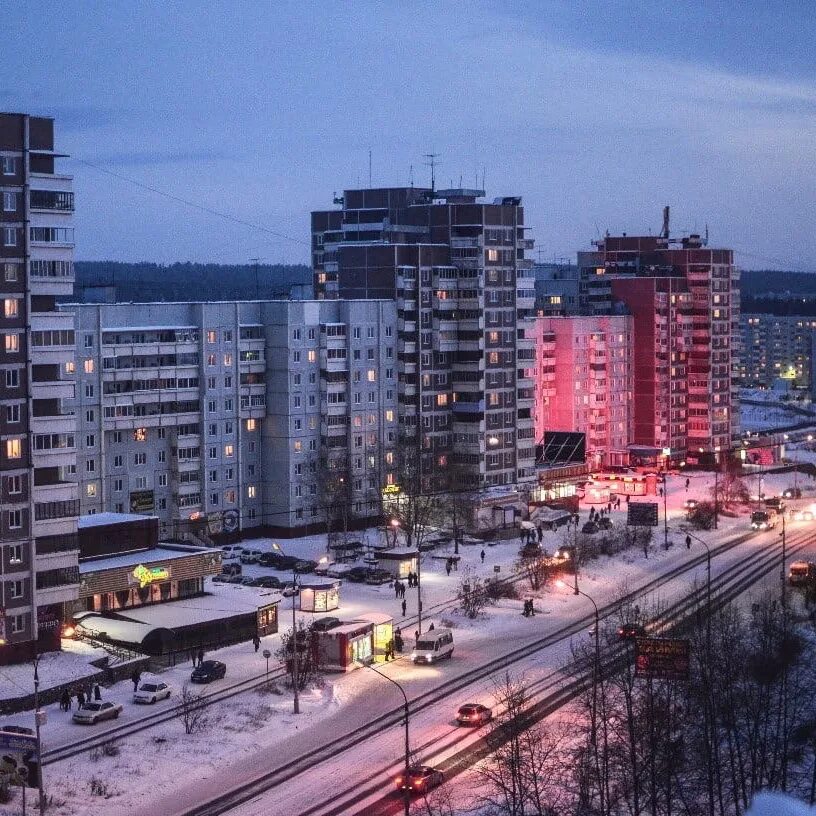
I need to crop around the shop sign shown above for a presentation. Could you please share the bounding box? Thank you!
[129,490,155,513]
[129,564,171,589]
[36,608,60,632]
[207,512,223,535]
[382,484,401,495]
[223,509,239,533]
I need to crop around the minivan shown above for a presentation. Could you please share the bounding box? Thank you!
[411,628,454,664]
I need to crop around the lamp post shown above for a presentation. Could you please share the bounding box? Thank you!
[33,654,46,814]
[291,566,300,714]
[780,516,787,610]
[662,448,671,550]
[390,518,400,548]
[361,662,411,816]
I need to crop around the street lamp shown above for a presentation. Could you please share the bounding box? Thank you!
[661,448,671,550]
[684,529,712,640]
[33,654,46,814]
[359,662,411,816]
[390,518,400,548]
[291,565,300,714]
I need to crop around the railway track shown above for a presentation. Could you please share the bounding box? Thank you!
[172,526,775,816]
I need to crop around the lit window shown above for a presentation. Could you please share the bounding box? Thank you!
[307,350,316,363]
[294,440,302,452]
[6,438,21,459]
[4,334,18,353]
[437,394,448,406]
[65,360,75,374]
[224,489,236,503]
[224,353,232,366]
[246,418,257,431]
[133,428,147,442]
[487,249,499,262]
[207,330,217,343]
[247,485,257,498]
[86,483,97,498]
[84,359,94,374]
[385,410,394,422]
[224,444,234,457]
[4,299,18,318]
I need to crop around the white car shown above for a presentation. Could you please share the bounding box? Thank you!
[222,545,244,559]
[72,701,123,724]
[133,681,172,704]
[240,548,265,564]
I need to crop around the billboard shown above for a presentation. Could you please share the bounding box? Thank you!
[0,730,39,788]
[635,637,690,681]
[539,432,586,466]
[627,502,659,527]
[129,490,155,513]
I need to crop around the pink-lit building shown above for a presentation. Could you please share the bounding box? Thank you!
[532,315,633,469]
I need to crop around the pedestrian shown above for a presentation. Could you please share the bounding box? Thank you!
[253,634,261,653]
[537,526,543,543]
[60,689,70,711]
[131,668,141,693]
[93,684,101,701]
[395,630,403,653]
[518,528,525,545]
[428,622,435,631]
[77,690,85,708]
[626,494,630,504]
[480,549,485,564]
[445,559,452,576]
[685,477,690,491]
[401,599,407,617]
[659,487,664,498]
[197,648,204,667]
[522,600,528,617]
[414,629,419,643]
[395,581,401,598]
[686,534,691,550]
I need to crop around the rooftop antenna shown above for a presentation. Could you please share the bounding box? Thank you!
[368,148,372,187]
[458,173,462,188]
[409,163,414,188]
[661,205,670,239]
[704,223,709,246]
[423,153,440,192]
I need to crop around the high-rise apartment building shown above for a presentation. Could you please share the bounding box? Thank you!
[578,230,737,461]
[740,314,816,388]
[0,113,78,664]
[312,187,537,490]
[69,300,398,538]
[531,315,633,468]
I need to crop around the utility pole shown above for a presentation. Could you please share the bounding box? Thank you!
[291,567,300,714]
[662,448,670,550]
[780,516,787,609]
[423,153,439,192]
[33,655,46,814]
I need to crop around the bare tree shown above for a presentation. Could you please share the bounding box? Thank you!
[516,551,550,592]
[457,573,492,619]
[178,683,208,735]
[276,620,320,691]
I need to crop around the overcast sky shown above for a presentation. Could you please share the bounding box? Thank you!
[5,1,816,269]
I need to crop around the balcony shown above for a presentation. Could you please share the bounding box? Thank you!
[30,190,74,212]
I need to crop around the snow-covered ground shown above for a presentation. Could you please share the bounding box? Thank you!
[740,386,816,432]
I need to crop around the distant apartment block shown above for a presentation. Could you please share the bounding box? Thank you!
[740,314,816,388]
[577,229,737,463]
[0,113,78,664]
[68,300,398,538]
[532,261,579,316]
[531,315,633,469]
[312,186,537,490]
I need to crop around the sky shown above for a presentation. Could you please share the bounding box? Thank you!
[4,1,816,269]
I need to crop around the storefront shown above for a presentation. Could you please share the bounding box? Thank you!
[299,580,340,613]
[316,621,373,672]
[375,548,418,579]
[356,612,394,663]
[76,546,222,616]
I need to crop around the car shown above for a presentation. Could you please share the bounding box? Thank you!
[519,543,542,558]
[395,765,444,794]
[554,545,575,561]
[456,703,493,726]
[237,575,257,586]
[190,660,226,684]
[311,616,342,632]
[794,509,815,522]
[279,555,302,570]
[581,521,599,534]
[72,701,123,724]
[684,498,698,511]
[617,623,646,641]
[0,724,33,735]
[134,681,172,704]
[211,574,230,584]
[240,549,265,564]
[222,562,242,576]
[257,552,282,568]
[221,545,244,559]
[221,574,244,584]
[294,559,318,573]
[597,517,613,530]
[344,567,371,583]
[365,569,393,585]
[783,487,803,499]
[253,575,283,589]
[281,583,300,597]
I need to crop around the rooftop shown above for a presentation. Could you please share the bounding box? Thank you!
[79,545,213,574]
[78,512,157,529]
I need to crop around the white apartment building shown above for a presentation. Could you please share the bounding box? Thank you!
[1,113,79,664]
[68,300,398,539]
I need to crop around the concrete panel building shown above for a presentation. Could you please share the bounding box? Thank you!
[68,300,398,539]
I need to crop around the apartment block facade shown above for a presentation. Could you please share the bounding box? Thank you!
[69,300,398,537]
[740,313,816,389]
[0,113,78,664]
[531,315,633,469]
[578,232,737,461]
[312,187,537,490]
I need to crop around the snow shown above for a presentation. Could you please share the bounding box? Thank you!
[5,469,816,816]
[747,792,816,815]
[78,545,209,574]
[77,512,157,529]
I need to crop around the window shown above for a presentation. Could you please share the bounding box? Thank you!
[133,452,146,466]
[293,350,300,363]
[224,398,233,411]
[307,350,316,363]
[85,459,96,473]
[208,446,217,459]
[223,330,232,342]
[113,455,123,468]
[4,333,18,353]
[208,423,217,436]
[2,192,15,212]
[85,409,95,423]
[224,375,232,388]
[367,348,375,360]
[6,475,21,495]
[2,157,16,175]
[133,427,147,442]
[223,353,232,366]
[247,485,257,498]
[206,330,217,343]
[85,434,95,447]
[207,376,216,389]
[207,353,216,366]
[294,440,302,453]
[113,478,123,492]
[8,543,22,563]
[224,489,236,503]
[86,483,97,498]
[224,420,233,435]
[3,228,16,247]
[6,438,21,459]
[224,443,234,457]
[9,615,24,634]
[157,450,166,463]
[3,263,17,282]
[84,384,94,398]
[353,327,361,339]
[386,409,394,422]
[158,473,168,487]
[246,418,256,431]
[5,369,19,388]
[208,400,217,414]
[4,298,18,318]
[367,370,376,382]
[8,509,22,529]
[9,580,23,599]
[209,469,218,483]
[82,358,93,374]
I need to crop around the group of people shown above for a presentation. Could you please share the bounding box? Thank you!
[383,628,405,660]
[59,683,101,711]
[519,526,544,546]
[521,598,536,617]
[444,557,458,576]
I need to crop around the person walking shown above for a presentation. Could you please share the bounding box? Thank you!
[394,629,403,653]
[131,668,141,693]
[414,629,419,644]
[685,477,690,491]
[197,648,205,667]
[93,684,101,702]
[401,598,407,617]
[394,580,401,599]
[60,689,70,711]
[428,622,435,631]
[445,559,452,576]
[686,534,692,550]
[480,548,486,564]
[253,634,261,653]
[76,690,85,708]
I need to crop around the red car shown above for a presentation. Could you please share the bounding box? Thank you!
[456,703,493,726]
[395,765,444,794]
[617,623,646,641]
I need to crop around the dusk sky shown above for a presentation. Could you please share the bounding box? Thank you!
[6,1,816,269]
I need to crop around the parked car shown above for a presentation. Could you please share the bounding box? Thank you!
[134,681,172,704]
[222,562,242,576]
[783,487,803,499]
[72,701,123,724]
[257,552,281,568]
[684,498,698,511]
[365,569,392,585]
[211,574,230,584]
[597,517,613,531]
[581,521,599,535]
[253,575,282,589]
[240,548,265,564]
[456,703,493,726]
[395,765,444,794]
[0,724,33,735]
[237,575,257,586]
[190,660,226,684]
[281,583,300,598]
[294,559,318,574]
[617,623,646,641]
[222,574,244,584]
[311,616,342,632]
[221,545,244,559]
[344,567,371,583]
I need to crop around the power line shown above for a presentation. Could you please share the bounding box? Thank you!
[70,157,310,248]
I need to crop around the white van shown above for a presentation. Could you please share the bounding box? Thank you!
[411,628,454,664]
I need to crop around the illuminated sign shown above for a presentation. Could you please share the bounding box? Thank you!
[130,564,171,589]
[382,484,401,495]
[129,490,155,513]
